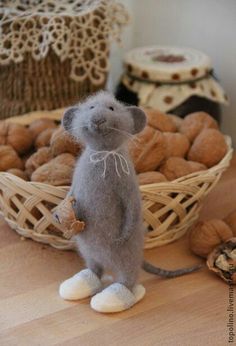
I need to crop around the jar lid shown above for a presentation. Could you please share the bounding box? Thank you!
[124,46,212,83]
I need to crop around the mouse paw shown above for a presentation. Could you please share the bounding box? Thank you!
[90,283,146,313]
[59,269,102,301]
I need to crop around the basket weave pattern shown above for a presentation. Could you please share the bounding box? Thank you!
[0,113,233,250]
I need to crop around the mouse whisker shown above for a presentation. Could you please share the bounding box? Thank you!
[70,125,87,130]
[106,126,140,147]
[69,125,88,137]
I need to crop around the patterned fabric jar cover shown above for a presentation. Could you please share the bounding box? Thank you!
[122,46,228,112]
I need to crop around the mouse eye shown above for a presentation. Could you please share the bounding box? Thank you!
[90,106,95,109]
[108,106,114,111]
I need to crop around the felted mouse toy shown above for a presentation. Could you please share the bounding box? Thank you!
[57,91,200,313]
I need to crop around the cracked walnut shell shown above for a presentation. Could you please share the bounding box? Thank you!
[207,238,236,284]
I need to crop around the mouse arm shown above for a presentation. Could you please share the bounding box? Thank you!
[115,186,142,245]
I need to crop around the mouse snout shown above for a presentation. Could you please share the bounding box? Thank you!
[90,116,107,130]
[92,118,106,126]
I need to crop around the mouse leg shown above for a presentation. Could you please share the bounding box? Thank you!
[90,256,145,313]
[59,258,103,301]
[85,257,104,279]
[115,263,140,291]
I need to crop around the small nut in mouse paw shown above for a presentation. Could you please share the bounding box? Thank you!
[54,196,85,238]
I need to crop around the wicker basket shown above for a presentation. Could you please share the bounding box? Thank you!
[0,111,233,250]
[0,51,107,119]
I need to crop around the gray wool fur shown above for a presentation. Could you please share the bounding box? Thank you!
[63,91,146,289]
[62,91,201,288]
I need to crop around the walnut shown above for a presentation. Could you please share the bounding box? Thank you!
[31,154,76,186]
[25,147,53,177]
[189,219,233,258]
[160,157,206,181]
[53,196,85,239]
[129,126,167,173]
[35,128,56,149]
[180,112,218,142]
[0,145,23,171]
[0,121,33,154]
[144,108,177,132]
[52,153,76,167]
[207,238,236,284]
[138,171,167,185]
[7,168,28,180]
[188,129,227,168]
[50,127,81,156]
[167,114,183,130]
[224,210,236,236]
[163,132,190,158]
[29,118,57,140]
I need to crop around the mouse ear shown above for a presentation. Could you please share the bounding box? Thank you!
[128,106,147,134]
[62,107,78,132]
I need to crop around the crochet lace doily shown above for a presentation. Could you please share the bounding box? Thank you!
[0,0,129,84]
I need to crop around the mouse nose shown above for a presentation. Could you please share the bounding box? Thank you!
[91,118,106,128]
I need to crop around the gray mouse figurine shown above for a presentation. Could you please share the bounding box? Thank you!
[58,91,201,313]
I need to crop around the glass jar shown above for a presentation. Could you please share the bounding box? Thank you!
[116,46,228,123]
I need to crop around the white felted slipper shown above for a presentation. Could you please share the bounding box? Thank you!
[90,282,146,313]
[59,269,102,301]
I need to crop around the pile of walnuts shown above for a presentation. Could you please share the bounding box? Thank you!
[134,110,228,185]
[189,210,236,284]
[0,109,228,186]
[0,118,81,185]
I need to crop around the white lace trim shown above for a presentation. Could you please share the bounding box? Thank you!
[0,0,129,84]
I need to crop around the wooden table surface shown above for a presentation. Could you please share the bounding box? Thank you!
[0,155,236,346]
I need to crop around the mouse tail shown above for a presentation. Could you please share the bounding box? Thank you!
[142,260,202,278]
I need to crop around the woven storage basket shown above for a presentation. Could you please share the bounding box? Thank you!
[0,51,106,119]
[0,0,129,118]
[0,111,233,250]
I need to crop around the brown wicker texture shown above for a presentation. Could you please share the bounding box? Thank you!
[0,50,107,120]
[0,112,233,250]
